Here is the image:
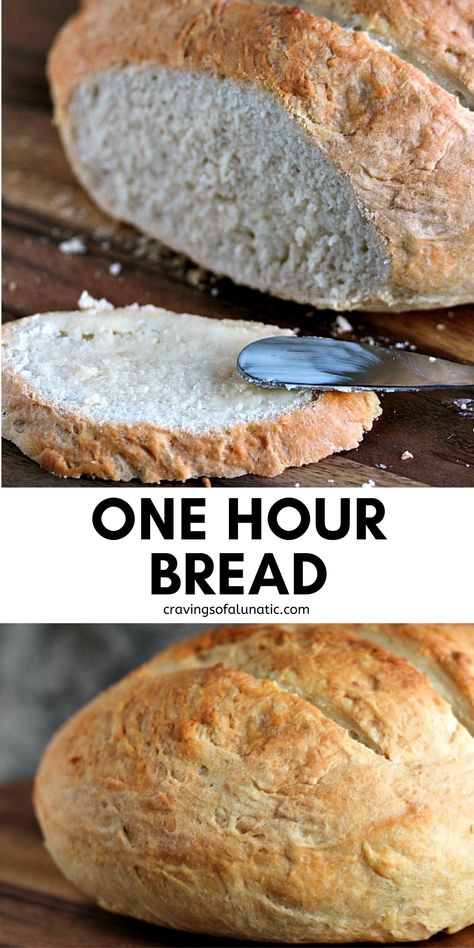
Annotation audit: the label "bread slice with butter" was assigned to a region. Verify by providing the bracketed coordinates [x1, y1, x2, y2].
[2, 299, 380, 482]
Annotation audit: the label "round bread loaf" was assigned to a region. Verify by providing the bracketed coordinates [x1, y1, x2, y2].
[34, 624, 474, 942]
[48, 0, 474, 311]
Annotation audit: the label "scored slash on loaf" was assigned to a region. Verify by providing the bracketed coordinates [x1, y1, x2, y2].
[47, 0, 474, 311]
[1, 301, 380, 482]
[34, 624, 474, 943]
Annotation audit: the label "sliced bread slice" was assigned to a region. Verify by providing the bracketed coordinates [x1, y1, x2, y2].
[2, 300, 381, 482]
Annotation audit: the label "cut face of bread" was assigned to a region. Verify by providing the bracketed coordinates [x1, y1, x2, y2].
[34, 624, 474, 943]
[64, 70, 384, 312]
[49, 0, 474, 312]
[1, 302, 380, 482]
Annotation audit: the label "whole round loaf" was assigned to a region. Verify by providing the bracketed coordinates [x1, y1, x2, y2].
[48, 0, 474, 312]
[35, 624, 474, 943]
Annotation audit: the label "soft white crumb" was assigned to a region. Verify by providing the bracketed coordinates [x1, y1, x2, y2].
[436, 323, 446, 331]
[59, 237, 86, 255]
[294, 226, 306, 247]
[429, 356, 437, 363]
[109, 262, 122, 276]
[376, 463, 387, 470]
[362, 479, 376, 488]
[401, 450, 414, 461]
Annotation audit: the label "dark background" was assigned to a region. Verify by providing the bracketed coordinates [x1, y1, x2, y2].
[0, 624, 213, 780]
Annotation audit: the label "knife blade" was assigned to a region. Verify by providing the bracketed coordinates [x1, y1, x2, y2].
[237, 336, 474, 391]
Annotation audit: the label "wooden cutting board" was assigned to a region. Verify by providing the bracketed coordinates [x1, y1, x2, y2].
[3, 0, 474, 488]
[1, 781, 473, 948]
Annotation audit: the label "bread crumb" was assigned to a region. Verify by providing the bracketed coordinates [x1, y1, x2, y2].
[429, 356, 437, 363]
[362, 479, 376, 487]
[78, 291, 114, 312]
[8, 282, 17, 292]
[187, 267, 206, 287]
[332, 315, 352, 334]
[201, 477, 212, 488]
[401, 450, 414, 460]
[59, 237, 86, 255]
[376, 462, 387, 470]
[454, 398, 472, 412]
[436, 323, 446, 331]
[109, 262, 122, 276]
[394, 340, 411, 350]
[294, 482, 301, 487]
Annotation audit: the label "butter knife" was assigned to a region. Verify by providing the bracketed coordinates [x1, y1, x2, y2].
[237, 336, 474, 391]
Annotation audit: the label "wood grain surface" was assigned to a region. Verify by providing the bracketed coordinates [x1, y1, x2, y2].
[2, 0, 474, 488]
[1, 781, 473, 948]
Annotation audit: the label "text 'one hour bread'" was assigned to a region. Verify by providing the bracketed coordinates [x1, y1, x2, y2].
[48, 0, 474, 312]
[34, 624, 474, 943]
[1, 300, 380, 482]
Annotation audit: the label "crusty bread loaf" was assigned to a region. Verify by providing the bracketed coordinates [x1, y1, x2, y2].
[48, 0, 474, 311]
[1, 300, 380, 482]
[34, 624, 474, 943]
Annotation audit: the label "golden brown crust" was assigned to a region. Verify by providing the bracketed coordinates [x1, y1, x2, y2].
[349, 622, 474, 732]
[299, 0, 474, 106]
[34, 624, 474, 942]
[149, 623, 474, 761]
[2, 346, 381, 483]
[48, 0, 474, 311]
